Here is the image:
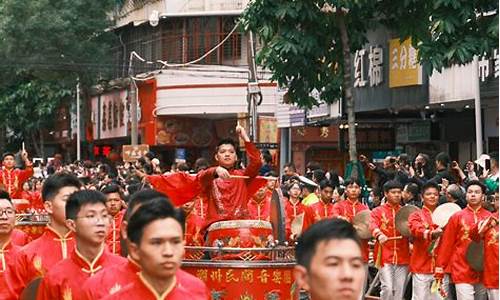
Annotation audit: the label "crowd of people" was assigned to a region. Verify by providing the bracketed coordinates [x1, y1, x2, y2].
[0, 124, 497, 300]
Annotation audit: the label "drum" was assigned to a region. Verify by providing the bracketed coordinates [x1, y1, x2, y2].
[16, 213, 49, 240]
[206, 220, 273, 260]
[12, 199, 31, 213]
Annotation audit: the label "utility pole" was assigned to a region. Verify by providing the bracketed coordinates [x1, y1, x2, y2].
[128, 52, 138, 146]
[76, 78, 81, 161]
[247, 31, 261, 142]
[473, 56, 483, 157]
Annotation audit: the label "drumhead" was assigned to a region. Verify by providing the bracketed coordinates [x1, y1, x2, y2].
[207, 220, 273, 232]
[432, 203, 461, 228]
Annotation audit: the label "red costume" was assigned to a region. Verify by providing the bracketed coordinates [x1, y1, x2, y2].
[284, 199, 314, 241]
[36, 246, 126, 300]
[81, 257, 140, 300]
[101, 270, 209, 300]
[196, 141, 261, 229]
[247, 190, 272, 221]
[0, 166, 34, 199]
[193, 195, 208, 219]
[435, 206, 491, 284]
[106, 210, 125, 255]
[185, 210, 205, 247]
[309, 200, 335, 222]
[370, 203, 411, 267]
[470, 212, 498, 289]
[10, 228, 31, 246]
[408, 206, 439, 274]
[4, 226, 75, 298]
[332, 199, 370, 262]
[0, 241, 20, 300]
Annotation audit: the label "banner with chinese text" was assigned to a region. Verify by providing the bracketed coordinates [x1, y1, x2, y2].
[389, 38, 423, 88]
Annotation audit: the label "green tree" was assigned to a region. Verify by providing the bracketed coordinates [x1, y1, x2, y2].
[242, 0, 498, 165]
[0, 0, 118, 155]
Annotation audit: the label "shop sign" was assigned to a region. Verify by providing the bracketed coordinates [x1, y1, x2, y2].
[122, 144, 150, 162]
[353, 45, 384, 87]
[389, 38, 423, 87]
[407, 122, 431, 142]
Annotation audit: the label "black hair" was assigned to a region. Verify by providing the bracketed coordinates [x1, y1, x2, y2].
[127, 197, 185, 245]
[42, 172, 82, 202]
[383, 180, 403, 193]
[0, 190, 12, 203]
[302, 183, 316, 193]
[284, 162, 296, 172]
[312, 169, 326, 183]
[296, 218, 361, 269]
[125, 188, 167, 221]
[262, 151, 273, 164]
[2, 153, 15, 161]
[404, 182, 420, 196]
[216, 138, 238, 152]
[466, 180, 487, 194]
[265, 170, 278, 178]
[319, 179, 335, 190]
[435, 152, 450, 167]
[101, 184, 124, 200]
[344, 178, 361, 187]
[65, 190, 107, 220]
[421, 181, 439, 194]
[194, 158, 210, 171]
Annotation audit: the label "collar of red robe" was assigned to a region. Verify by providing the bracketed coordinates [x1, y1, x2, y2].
[466, 204, 483, 213]
[74, 245, 105, 276]
[138, 271, 177, 300]
[46, 224, 73, 241]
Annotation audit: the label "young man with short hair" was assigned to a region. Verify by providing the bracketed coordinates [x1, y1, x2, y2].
[435, 180, 492, 300]
[101, 198, 209, 299]
[102, 184, 126, 255]
[37, 190, 126, 300]
[369, 180, 410, 300]
[408, 181, 447, 299]
[5, 172, 81, 298]
[294, 218, 366, 300]
[0, 197, 21, 280]
[309, 180, 335, 221]
[0, 151, 34, 199]
[81, 189, 167, 299]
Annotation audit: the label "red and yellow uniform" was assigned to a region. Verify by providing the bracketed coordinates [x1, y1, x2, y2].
[309, 200, 335, 222]
[0, 167, 34, 199]
[106, 210, 125, 255]
[10, 228, 31, 246]
[197, 141, 261, 229]
[4, 226, 75, 298]
[408, 206, 439, 274]
[333, 199, 370, 262]
[0, 240, 20, 280]
[193, 195, 208, 219]
[435, 206, 491, 284]
[470, 212, 498, 289]
[284, 199, 314, 241]
[370, 203, 410, 266]
[81, 257, 140, 299]
[247, 190, 272, 221]
[101, 270, 210, 300]
[185, 210, 205, 247]
[36, 246, 126, 300]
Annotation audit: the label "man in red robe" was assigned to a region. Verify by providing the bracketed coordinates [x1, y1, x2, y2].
[81, 189, 167, 299]
[37, 190, 126, 300]
[102, 184, 126, 255]
[471, 211, 499, 300]
[0, 190, 31, 247]
[3, 173, 81, 298]
[369, 180, 410, 300]
[284, 181, 314, 241]
[247, 185, 272, 221]
[408, 182, 446, 300]
[309, 180, 335, 222]
[332, 179, 370, 263]
[0, 197, 21, 282]
[435, 180, 492, 300]
[101, 198, 209, 299]
[0, 151, 34, 199]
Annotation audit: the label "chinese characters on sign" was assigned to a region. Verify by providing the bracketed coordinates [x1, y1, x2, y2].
[478, 49, 499, 82]
[389, 38, 422, 88]
[354, 46, 384, 88]
[122, 144, 150, 162]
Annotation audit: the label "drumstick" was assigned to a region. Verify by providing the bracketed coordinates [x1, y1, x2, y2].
[22, 142, 25, 153]
[229, 175, 278, 180]
[386, 236, 403, 241]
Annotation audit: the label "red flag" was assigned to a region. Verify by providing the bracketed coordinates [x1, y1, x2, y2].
[147, 173, 201, 206]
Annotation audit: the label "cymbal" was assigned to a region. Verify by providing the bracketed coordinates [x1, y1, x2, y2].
[291, 213, 305, 237]
[466, 240, 484, 272]
[298, 175, 318, 187]
[432, 203, 462, 228]
[395, 205, 420, 237]
[352, 210, 371, 239]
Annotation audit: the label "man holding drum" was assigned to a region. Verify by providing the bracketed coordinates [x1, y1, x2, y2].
[435, 180, 492, 300]
[408, 181, 447, 299]
[369, 180, 410, 300]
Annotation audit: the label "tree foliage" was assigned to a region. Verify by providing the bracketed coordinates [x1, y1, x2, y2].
[0, 0, 118, 152]
[242, 0, 498, 108]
